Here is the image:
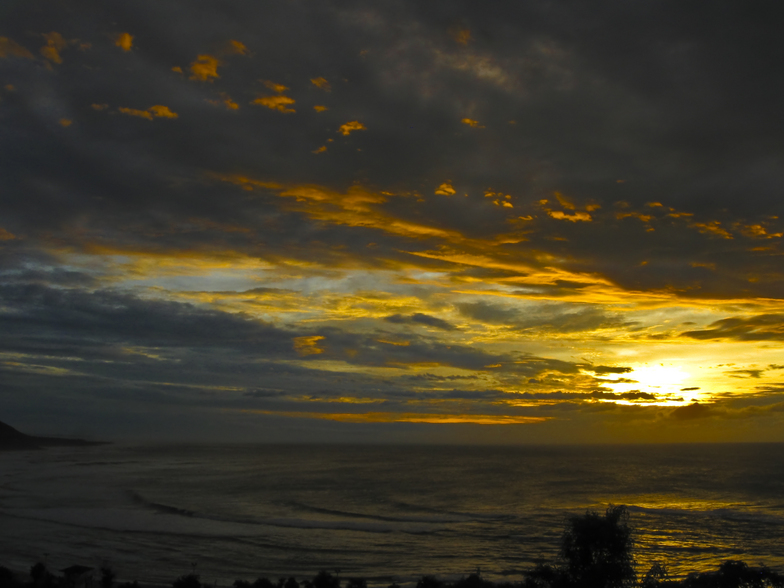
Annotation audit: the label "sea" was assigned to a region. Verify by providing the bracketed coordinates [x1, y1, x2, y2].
[1, 443, 783, 586]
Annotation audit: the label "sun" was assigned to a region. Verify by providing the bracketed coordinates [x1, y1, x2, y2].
[604, 364, 691, 397]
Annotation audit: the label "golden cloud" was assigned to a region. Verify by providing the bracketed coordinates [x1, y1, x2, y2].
[450, 27, 472, 46]
[554, 192, 575, 210]
[189, 54, 221, 82]
[294, 335, 326, 356]
[114, 32, 133, 52]
[59, 118, 72, 127]
[40, 32, 68, 64]
[616, 211, 653, 223]
[118, 107, 153, 120]
[310, 77, 331, 91]
[252, 95, 296, 113]
[435, 182, 456, 195]
[214, 175, 462, 242]
[548, 210, 592, 222]
[0, 228, 16, 240]
[148, 105, 178, 118]
[263, 80, 289, 93]
[118, 105, 178, 120]
[338, 121, 366, 135]
[313, 105, 328, 112]
[0, 37, 34, 59]
[461, 118, 484, 128]
[737, 223, 783, 239]
[208, 93, 240, 110]
[691, 220, 733, 239]
[245, 409, 548, 425]
[226, 39, 248, 55]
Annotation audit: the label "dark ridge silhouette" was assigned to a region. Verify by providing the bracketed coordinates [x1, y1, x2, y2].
[2, 509, 783, 588]
[0, 420, 108, 451]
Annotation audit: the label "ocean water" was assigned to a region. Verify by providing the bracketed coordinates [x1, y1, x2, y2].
[1, 444, 783, 586]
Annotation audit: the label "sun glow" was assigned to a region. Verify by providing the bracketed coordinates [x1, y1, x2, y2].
[604, 364, 692, 398]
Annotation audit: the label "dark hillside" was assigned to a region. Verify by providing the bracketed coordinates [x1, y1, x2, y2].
[0, 420, 108, 451]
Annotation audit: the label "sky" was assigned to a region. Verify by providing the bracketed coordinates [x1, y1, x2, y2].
[2, 0, 784, 443]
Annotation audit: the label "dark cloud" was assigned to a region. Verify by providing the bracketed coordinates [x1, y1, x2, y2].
[456, 301, 628, 333]
[589, 365, 633, 375]
[384, 312, 456, 330]
[305, 326, 583, 376]
[670, 402, 713, 421]
[0, 0, 781, 299]
[728, 369, 764, 379]
[590, 390, 658, 401]
[681, 314, 784, 341]
[0, 283, 295, 354]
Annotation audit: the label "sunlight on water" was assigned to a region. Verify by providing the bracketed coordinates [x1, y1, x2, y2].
[1, 444, 783, 585]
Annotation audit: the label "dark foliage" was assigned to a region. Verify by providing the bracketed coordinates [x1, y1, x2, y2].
[29, 565, 46, 585]
[680, 561, 784, 588]
[28, 563, 57, 588]
[100, 567, 115, 588]
[312, 572, 339, 588]
[417, 577, 444, 588]
[560, 505, 636, 588]
[453, 575, 493, 588]
[0, 567, 18, 588]
[173, 574, 202, 588]
[522, 505, 636, 588]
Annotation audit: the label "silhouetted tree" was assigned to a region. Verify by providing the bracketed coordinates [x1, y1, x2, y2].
[681, 560, 784, 588]
[28, 563, 57, 588]
[29, 564, 47, 586]
[640, 562, 672, 588]
[523, 505, 635, 588]
[100, 567, 115, 588]
[172, 574, 201, 588]
[522, 563, 560, 588]
[254, 578, 275, 588]
[560, 505, 635, 588]
[312, 572, 338, 588]
[344, 579, 366, 588]
[456, 573, 494, 588]
[0, 566, 17, 588]
[416, 576, 443, 588]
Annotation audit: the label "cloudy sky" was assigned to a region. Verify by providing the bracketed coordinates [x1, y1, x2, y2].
[2, 0, 784, 443]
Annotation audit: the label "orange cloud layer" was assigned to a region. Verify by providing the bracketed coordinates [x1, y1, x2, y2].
[245, 409, 549, 425]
